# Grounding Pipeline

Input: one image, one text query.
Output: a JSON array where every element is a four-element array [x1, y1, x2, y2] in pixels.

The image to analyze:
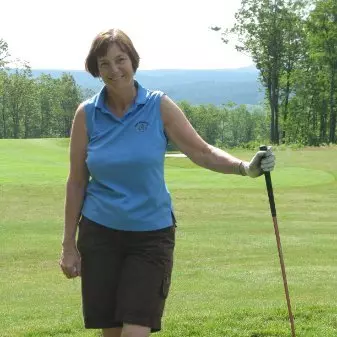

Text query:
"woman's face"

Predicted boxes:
[[97, 43, 134, 89]]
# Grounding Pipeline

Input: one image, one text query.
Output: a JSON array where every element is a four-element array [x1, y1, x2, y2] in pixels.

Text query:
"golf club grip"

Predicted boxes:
[[259, 146, 277, 217], [264, 172, 277, 217]]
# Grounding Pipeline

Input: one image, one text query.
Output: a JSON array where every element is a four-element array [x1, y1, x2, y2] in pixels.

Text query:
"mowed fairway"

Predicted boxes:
[[0, 139, 336, 337]]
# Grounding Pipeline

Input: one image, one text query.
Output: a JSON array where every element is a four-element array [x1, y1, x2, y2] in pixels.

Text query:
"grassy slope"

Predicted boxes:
[[0, 139, 336, 337]]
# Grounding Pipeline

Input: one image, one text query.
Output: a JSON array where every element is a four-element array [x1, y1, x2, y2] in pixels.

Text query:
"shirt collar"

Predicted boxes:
[[94, 80, 148, 111]]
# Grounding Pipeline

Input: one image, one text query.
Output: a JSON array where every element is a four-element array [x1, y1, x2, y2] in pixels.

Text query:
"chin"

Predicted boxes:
[[107, 78, 133, 89]]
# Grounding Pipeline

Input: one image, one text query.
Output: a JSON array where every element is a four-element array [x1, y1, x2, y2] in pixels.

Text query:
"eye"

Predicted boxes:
[[99, 62, 108, 67]]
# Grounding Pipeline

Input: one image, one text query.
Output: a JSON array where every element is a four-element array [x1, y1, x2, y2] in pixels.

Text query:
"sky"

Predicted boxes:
[[1, 0, 253, 71]]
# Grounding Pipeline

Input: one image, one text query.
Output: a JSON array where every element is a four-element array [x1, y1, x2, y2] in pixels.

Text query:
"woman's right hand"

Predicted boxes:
[[59, 245, 81, 279]]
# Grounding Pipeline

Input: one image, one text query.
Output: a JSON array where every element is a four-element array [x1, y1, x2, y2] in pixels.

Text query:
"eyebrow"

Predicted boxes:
[[98, 54, 126, 62]]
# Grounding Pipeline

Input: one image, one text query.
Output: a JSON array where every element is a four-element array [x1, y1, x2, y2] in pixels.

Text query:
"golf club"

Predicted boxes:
[[260, 145, 296, 337]]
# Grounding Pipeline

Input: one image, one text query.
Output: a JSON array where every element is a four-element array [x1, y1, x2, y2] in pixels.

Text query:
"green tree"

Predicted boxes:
[[0, 39, 10, 68], [0, 70, 9, 138], [36, 74, 60, 137], [279, 5, 307, 141], [5, 62, 35, 138], [57, 73, 82, 137], [284, 0, 337, 145], [0, 39, 10, 138], [213, 0, 307, 144], [307, 0, 337, 143]]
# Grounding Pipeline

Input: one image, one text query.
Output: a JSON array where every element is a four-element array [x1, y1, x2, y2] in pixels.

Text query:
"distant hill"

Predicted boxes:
[[31, 67, 264, 106]]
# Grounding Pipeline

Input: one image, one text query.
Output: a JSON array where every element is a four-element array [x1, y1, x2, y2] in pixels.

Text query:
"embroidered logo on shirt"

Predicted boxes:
[[135, 121, 149, 132]]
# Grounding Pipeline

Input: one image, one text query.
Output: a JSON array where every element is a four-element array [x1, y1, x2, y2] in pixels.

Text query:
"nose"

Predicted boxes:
[[109, 62, 119, 74]]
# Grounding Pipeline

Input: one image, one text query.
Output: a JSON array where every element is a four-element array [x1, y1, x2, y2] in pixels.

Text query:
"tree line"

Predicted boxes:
[[213, 0, 337, 145], [0, 54, 93, 139], [0, 0, 336, 147], [0, 43, 268, 147]]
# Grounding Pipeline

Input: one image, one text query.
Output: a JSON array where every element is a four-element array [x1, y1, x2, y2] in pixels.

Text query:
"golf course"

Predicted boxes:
[[0, 139, 336, 337]]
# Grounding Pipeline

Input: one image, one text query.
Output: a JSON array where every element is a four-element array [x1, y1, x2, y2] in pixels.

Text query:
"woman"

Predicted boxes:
[[59, 28, 275, 337]]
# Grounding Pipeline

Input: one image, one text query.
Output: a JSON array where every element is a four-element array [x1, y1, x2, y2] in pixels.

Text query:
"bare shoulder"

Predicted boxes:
[[70, 102, 87, 134], [70, 102, 88, 145], [160, 94, 185, 126], [159, 94, 208, 160], [73, 102, 86, 122], [160, 94, 176, 109], [68, 102, 89, 182]]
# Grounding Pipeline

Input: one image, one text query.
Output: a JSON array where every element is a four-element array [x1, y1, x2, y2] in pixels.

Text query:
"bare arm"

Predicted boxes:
[[62, 104, 89, 249], [161, 95, 247, 175]]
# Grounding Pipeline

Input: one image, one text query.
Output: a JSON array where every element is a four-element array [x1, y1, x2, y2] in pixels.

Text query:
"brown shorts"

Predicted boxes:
[[76, 215, 176, 333]]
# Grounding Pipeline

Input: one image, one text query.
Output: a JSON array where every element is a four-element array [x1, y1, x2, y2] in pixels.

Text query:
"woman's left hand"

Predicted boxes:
[[243, 146, 276, 178]]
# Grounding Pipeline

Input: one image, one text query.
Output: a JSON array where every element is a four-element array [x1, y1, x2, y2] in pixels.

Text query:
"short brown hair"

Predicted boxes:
[[85, 29, 140, 77]]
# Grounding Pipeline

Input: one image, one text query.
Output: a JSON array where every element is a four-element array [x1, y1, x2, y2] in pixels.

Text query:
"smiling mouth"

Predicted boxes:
[[108, 76, 124, 81]]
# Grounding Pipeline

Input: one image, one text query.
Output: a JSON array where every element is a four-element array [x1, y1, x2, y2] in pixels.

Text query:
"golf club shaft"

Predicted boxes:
[[271, 213, 296, 337], [260, 146, 296, 337]]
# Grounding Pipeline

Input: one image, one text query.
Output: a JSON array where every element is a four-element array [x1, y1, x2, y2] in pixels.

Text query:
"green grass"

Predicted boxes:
[[0, 139, 336, 336]]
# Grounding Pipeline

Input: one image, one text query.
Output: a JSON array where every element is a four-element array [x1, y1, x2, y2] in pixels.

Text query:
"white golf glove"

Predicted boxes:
[[241, 146, 275, 178]]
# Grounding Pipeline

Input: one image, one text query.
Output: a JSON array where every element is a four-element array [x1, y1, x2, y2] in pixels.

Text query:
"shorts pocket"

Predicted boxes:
[[76, 216, 111, 253], [161, 272, 171, 299]]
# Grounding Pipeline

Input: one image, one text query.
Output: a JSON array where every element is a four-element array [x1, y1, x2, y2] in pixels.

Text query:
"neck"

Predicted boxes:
[[105, 80, 137, 117]]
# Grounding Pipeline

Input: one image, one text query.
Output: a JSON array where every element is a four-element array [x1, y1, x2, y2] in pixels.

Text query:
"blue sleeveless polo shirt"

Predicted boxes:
[[81, 81, 174, 231]]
